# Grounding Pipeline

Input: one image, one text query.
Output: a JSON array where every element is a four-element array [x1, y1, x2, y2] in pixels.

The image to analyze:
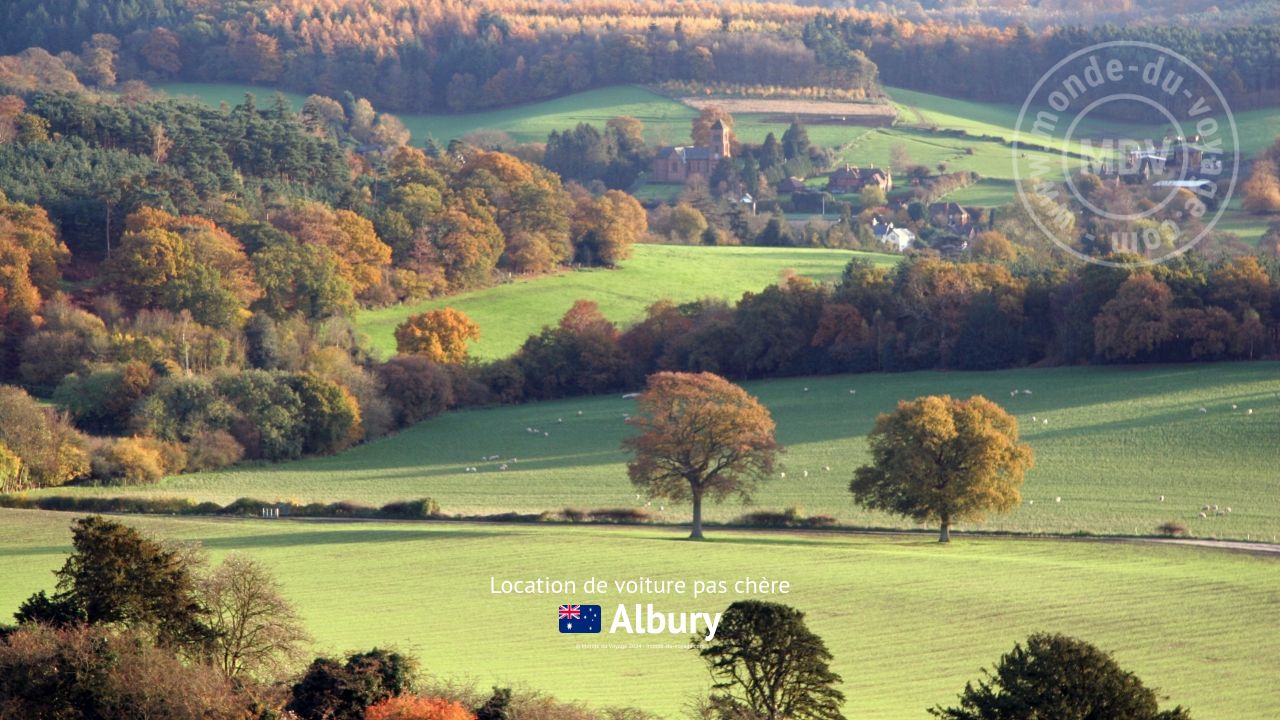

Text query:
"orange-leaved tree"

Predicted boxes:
[[365, 695, 475, 720], [623, 372, 780, 540], [851, 395, 1033, 542], [394, 308, 480, 364]]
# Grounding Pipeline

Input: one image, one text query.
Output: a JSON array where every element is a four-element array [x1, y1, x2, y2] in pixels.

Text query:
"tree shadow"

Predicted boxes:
[[196, 527, 506, 551]]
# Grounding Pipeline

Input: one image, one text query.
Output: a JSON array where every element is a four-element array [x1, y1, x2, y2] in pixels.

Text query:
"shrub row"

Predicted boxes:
[[734, 507, 839, 529], [0, 494, 440, 520]]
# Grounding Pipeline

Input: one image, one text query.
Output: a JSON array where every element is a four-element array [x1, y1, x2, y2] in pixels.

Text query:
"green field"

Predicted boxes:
[[29, 363, 1280, 541], [356, 245, 888, 359], [393, 86, 697, 147], [2, 511, 1277, 719]]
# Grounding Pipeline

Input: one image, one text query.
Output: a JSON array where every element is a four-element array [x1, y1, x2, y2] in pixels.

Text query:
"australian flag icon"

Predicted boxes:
[[558, 604, 602, 633]]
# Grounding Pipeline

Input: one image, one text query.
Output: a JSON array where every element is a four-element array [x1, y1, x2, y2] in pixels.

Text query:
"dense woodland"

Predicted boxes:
[[0, 1, 1276, 116]]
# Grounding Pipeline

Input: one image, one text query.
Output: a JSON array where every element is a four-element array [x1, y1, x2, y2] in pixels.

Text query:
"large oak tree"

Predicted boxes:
[[851, 395, 1032, 542], [623, 371, 779, 540]]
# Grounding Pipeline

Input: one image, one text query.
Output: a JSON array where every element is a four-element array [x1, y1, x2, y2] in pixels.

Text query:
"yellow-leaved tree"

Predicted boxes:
[[393, 308, 480, 364], [851, 395, 1033, 542]]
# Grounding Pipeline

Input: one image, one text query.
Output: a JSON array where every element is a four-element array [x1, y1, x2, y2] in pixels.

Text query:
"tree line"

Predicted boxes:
[[1, 1, 1274, 118], [0, 0, 878, 114]]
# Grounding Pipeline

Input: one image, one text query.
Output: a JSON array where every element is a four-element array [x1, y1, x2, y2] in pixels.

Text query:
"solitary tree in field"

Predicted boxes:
[[623, 372, 779, 540], [930, 633, 1191, 720], [851, 395, 1032, 542], [696, 600, 845, 720], [394, 307, 480, 363]]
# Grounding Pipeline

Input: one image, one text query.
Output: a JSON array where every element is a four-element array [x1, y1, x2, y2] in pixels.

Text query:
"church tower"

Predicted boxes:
[[710, 119, 731, 158]]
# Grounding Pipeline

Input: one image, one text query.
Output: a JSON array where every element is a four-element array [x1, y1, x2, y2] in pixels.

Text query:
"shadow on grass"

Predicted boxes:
[[633, 532, 887, 550], [0, 544, 76, 558], [197, 527, 506, 551]]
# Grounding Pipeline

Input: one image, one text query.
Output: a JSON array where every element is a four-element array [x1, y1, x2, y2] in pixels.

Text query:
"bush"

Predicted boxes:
[[54, 361, 156, 435], [365, 694, 476, 720], [0, 443, 20, 493], [286, 373, 363, 455], [89, 437, 166, 486], [377, 356, 455, 427], [325, 501, 374, 518], [380, 499, 440, 518], [587, 508, 655, 524], [184, 430, 245, 472], [0, 385, 89, 489], [1157, 520, 1189, 537], [560, 508, 588, 523], [288, 648, 417, 720], [735, 507, 837, 529], [477, 360, 525, 404], [0, 625, 251, 719]]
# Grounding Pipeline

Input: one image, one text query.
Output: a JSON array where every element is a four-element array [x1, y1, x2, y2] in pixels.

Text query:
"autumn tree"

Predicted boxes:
[[930, 633, 1191, 720], [1241, 158, 1280, 214], [200, 554, 310, 682], [0, 231, 44, 368], [253, 239, 356, 320], [394, 308, 481, 364], [663, 203, 709, 244], [969, 230, 1016, 262], [573, 189, 645, 266], [1093, 273, 1174, 361], [140, 27, 182, 74], [0, 385, 88, 489], [0, 624, 250, 720], [270, 202, 392, 302], [623, 372, 780, 540], [859, 184, 886, 209], [376, 356, 456, 426], [106, 210, 259, 328], [417, 191, 505, 288], [0, 193, 69, 296], [695, 600, 845, 720], [0, 442, 19, 491], [851, 395, 1032, 542]]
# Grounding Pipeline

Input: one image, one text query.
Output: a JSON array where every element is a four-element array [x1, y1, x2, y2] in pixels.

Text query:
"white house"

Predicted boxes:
[[872, 218, 914, 252]]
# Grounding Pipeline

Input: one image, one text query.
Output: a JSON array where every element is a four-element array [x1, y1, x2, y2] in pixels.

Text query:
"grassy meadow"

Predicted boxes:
[[2, 511, 1277, 719], [27, 363, 1280, 542], [355, 245, 889, 359]]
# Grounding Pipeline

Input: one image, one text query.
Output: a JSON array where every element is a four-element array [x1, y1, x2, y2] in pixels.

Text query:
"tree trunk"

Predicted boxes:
[[689, 489, 705, 540], [939, 517, 951, 543]]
